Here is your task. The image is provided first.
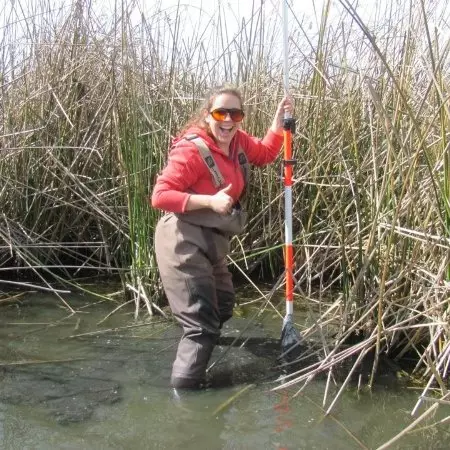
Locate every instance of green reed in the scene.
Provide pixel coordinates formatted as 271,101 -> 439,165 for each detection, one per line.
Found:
1,0 -> 449,407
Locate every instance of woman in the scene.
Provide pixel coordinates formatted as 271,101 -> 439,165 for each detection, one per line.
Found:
151,86 -> 293,389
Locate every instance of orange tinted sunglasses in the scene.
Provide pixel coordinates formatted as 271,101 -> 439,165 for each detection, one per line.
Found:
210,108 -> 245,122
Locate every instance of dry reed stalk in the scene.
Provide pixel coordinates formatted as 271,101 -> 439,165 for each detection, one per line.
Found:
376,392 -> 450,450
0,358 -> 86,367
212,383 -> 255,417
63,322 -> 164,340
1,0 -> 449,434
300,393 -> 369,450
97,299 -> 134,325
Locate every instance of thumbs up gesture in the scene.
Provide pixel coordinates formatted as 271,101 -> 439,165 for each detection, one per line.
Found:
210,184 -> 233,215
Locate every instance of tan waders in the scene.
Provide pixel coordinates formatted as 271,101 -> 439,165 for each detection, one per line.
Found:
155,134 -> 249,389
155,214 -> 235,389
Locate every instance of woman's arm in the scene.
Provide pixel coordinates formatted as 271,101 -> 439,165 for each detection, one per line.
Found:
241,96 -> 294,166
151,143 -> 234,215
151,144 -> 201,213
185,184 -> 233,214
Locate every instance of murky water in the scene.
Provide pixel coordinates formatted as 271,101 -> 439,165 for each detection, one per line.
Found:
0,290 -> 448,449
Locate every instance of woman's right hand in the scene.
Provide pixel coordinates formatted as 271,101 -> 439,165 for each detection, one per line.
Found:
270,96 -> 294,135
210,184 -> 234,215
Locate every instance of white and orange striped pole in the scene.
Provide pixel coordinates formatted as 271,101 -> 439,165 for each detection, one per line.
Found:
282,0 -> 294,317
281,0 -> 302,360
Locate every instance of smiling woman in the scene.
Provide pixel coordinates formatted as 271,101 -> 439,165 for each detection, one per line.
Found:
150,85 -> 293,389
205,93 -> 245,154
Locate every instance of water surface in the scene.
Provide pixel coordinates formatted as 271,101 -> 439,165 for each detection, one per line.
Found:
0,291 -> 448,449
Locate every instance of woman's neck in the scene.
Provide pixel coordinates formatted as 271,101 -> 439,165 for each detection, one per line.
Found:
206,129 -> 230,155
218,143 -> 230,155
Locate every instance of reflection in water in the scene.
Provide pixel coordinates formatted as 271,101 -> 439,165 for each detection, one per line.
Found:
0,292 -> 448,449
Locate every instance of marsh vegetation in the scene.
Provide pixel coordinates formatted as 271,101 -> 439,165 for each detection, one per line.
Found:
1,0 -> 449,440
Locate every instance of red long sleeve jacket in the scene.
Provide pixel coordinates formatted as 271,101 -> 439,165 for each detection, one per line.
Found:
151,126 -> 283,213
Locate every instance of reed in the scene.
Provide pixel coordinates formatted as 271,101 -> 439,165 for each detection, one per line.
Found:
0,0 -> 449,419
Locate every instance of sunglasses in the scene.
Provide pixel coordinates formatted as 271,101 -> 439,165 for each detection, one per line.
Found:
210,108 -> 245,122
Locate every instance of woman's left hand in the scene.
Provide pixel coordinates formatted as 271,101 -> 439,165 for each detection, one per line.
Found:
270,96 -> 294,135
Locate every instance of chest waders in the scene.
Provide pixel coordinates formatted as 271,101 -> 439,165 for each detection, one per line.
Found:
154,135 -> 249,389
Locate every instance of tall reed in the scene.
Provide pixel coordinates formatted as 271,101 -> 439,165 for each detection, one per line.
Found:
0,0 -> 449,418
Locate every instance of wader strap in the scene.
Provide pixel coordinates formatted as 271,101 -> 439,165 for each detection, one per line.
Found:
185,134 -> 224,188
236,147 -> 249,185
184,134 -> 250,187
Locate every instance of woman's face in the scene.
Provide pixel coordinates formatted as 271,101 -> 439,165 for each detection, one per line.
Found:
205,93 -> 243,149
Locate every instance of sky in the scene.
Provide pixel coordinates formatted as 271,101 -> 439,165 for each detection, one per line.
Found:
1,0 -> 444,42
0,0 -> 393,43
1,0 -> 449,80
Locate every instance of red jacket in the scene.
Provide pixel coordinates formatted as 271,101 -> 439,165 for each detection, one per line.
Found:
151,126 -> 283,213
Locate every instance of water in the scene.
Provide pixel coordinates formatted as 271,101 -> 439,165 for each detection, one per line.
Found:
0,291 -> 448,449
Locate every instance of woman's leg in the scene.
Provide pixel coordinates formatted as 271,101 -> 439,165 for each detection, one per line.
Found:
155,215 -> 221,388
213,257 -> 235,327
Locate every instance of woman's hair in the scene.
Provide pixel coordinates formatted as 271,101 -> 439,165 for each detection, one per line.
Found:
179,85 -> 244,137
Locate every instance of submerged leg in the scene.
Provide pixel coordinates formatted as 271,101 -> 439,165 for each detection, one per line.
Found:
213,257 -> 235,328
155,215 -> 221,389
170,278 -> 221,388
